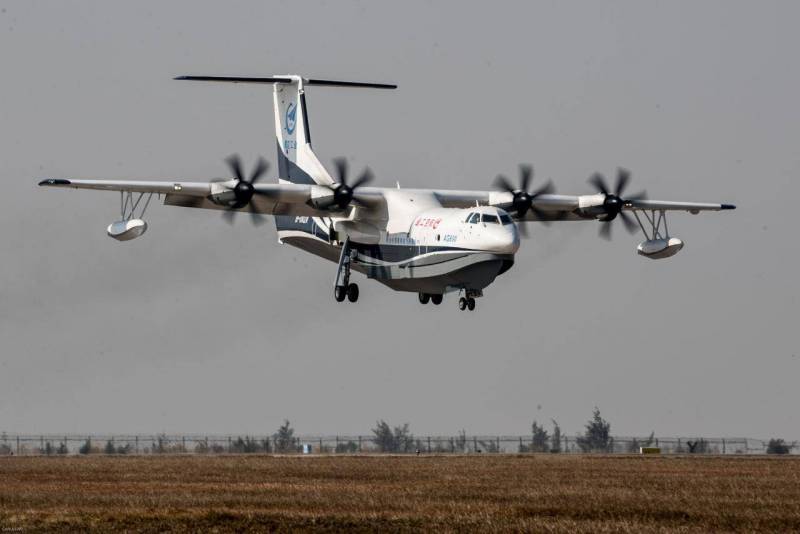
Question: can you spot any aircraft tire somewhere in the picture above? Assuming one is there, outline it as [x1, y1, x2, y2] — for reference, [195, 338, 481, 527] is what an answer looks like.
[431, 294, 443, 305]
[458, 297, 467, 310]
[347, 283, 360, 303]
[335, 286, 347, 302]
[467, 297, 476, 311]
[418, 293, 430, 304]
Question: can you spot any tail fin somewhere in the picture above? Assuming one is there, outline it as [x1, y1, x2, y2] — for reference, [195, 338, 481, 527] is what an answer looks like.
[174, 74, 395, 240]
[175, 74, 396, 187]
[273, 76, 330, 186]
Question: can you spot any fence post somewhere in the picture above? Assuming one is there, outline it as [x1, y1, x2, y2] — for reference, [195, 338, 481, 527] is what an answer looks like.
[497, 436, 500, 453]
[228, 436, 232, 453]
[358, 435, 362, 452]
[135, 436, 139, 454]
[16, 436, 20, 455]
[473, 437, 478, 452]
[319, 437, 323, 452]
[722, 438, 726, 454]
[519, 436, 523, 452]
[427, 436, 431, 453]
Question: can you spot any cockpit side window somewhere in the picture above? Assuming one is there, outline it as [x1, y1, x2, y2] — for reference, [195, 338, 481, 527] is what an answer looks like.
[499, 214, 513, 225]
[482, 214, 499, 224]
[465, 212, 473, 223]
[469, 213, 480, 224]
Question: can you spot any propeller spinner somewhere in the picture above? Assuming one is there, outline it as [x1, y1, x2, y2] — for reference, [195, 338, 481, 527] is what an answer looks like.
[221, 154, 270, 225]
[494, 164, 556, 236]
[330, 158, 373, 209]
[587, 168, 647, 240]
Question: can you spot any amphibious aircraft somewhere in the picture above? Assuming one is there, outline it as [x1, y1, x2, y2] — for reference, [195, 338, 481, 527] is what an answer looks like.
[39, 74, 735, 311]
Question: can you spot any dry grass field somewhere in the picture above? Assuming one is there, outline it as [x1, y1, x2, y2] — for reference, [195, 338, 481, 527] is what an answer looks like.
[1, 454, 799, 532]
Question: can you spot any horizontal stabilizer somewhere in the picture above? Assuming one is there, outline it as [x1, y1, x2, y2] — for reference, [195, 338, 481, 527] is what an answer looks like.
[174, 75, 396, 89]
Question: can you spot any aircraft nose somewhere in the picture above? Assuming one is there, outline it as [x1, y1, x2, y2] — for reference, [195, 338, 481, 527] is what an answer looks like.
[489, 224, 520, 254]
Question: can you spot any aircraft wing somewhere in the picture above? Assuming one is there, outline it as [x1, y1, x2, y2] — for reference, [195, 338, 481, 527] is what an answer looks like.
[38, 178, 361, 217]
[433, 189, 734, 221]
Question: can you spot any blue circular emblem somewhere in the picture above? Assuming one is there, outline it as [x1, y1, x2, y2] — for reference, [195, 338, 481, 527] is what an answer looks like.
[285, 102, 297, 135]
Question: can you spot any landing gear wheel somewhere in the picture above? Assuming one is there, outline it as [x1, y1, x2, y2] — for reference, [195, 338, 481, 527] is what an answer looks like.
[418, 293, 430, 304]
[458, 297, 467, 310]
[347, 283, 359, 303]
[467, 297, 476, 311]
[334, 286, 347, 302]
[431, 294, 443, 305]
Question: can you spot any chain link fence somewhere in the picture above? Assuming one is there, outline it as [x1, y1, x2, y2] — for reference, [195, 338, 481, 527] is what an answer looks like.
[0, 433, 790, 455]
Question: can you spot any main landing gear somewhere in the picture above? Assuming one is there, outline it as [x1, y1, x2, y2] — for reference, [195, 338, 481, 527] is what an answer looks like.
[417, 290, 480, 311]
[418, 293, 442, 305]
[458, 296, 476, 311]
[333, 236, 359, 303]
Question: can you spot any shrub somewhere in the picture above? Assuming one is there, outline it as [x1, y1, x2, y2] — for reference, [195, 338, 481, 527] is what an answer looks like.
[274, 420, 297, 453]
[767, 439, 794, 454]
[335, 441, 359, 453]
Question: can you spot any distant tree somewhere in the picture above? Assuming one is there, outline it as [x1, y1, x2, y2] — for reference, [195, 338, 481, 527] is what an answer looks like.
[531, 421, 549, 452]
[577, 407, 611, 453]
[79, 438, 93, 455]
[372, 420, 414, 453]
[0, 444, 12, 455]
[767, 438, 794, 455]
[44, 441, 54, 455]
[104, 440, 117, 454]
[274, 420, 297, 453]
[454, 430, 468, 453]
[686, 439, 709, 454]
[551, 420, 562, 453]
[57, 442, 68, 455]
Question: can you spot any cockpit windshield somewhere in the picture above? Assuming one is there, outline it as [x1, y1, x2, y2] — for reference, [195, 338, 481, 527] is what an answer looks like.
[481, 214, 499, 224]
[468, 213, 480, 224]
[499, 214, 513, 225]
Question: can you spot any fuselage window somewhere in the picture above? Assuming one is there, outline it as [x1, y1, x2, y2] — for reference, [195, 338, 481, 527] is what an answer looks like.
[499, 214, 513, 225]
[482, 214, 499, 224]
[469, 213, 480, 224]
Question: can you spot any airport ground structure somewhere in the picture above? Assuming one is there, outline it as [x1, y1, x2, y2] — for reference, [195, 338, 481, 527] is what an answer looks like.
[0, 433, 794, 455]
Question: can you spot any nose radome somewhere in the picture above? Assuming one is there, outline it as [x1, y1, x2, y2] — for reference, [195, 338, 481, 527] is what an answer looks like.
[487, 225, 519, 254]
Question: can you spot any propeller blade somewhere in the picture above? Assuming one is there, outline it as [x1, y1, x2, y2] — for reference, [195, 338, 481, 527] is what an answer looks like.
[517, 221, 529, 238]
[615, 168, 631, 197]
[222, 209, 237, 225]
[589, 173, 610, 195]
[333, 158, 349, 185]
[226, 154, 245, 182]
[351, 168, 374, 189]
[248, 203, 267, 226]
[618, 211, 638, 233]
[530, 206, 553, 226]
[599, 220, 613, 240]
[494, 174, 515, 193]
[531, 179, 555, 197]
[249, 158, 269, 184]
[519, 164, 533, 193]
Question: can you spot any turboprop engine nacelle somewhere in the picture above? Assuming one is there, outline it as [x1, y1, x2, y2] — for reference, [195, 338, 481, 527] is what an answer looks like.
[107, 219, 147, 241]
[637, 237, 683, 260]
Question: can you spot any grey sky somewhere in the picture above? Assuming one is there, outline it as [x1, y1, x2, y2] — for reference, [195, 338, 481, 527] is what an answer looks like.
[1, 0, 797, 438]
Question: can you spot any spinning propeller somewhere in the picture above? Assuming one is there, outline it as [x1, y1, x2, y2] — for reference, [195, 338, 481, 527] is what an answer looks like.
[221, 154, 270, 225]
[494, 164, 556, 236]
[588, 168, 647, 240]
[330, 158, 373, 209]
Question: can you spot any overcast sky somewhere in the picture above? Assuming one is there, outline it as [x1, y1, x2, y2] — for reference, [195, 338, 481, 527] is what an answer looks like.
[1, 0, 797, 439]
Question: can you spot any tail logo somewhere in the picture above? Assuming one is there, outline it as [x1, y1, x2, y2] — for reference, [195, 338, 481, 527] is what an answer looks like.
[285, 102, 297, 134]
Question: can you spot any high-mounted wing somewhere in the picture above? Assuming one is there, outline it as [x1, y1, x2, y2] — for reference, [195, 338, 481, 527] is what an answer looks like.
[37, 177, 362, 218]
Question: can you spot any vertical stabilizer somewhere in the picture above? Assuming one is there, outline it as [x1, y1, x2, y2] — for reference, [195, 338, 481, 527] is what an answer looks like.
[273, 76, 333, 186]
